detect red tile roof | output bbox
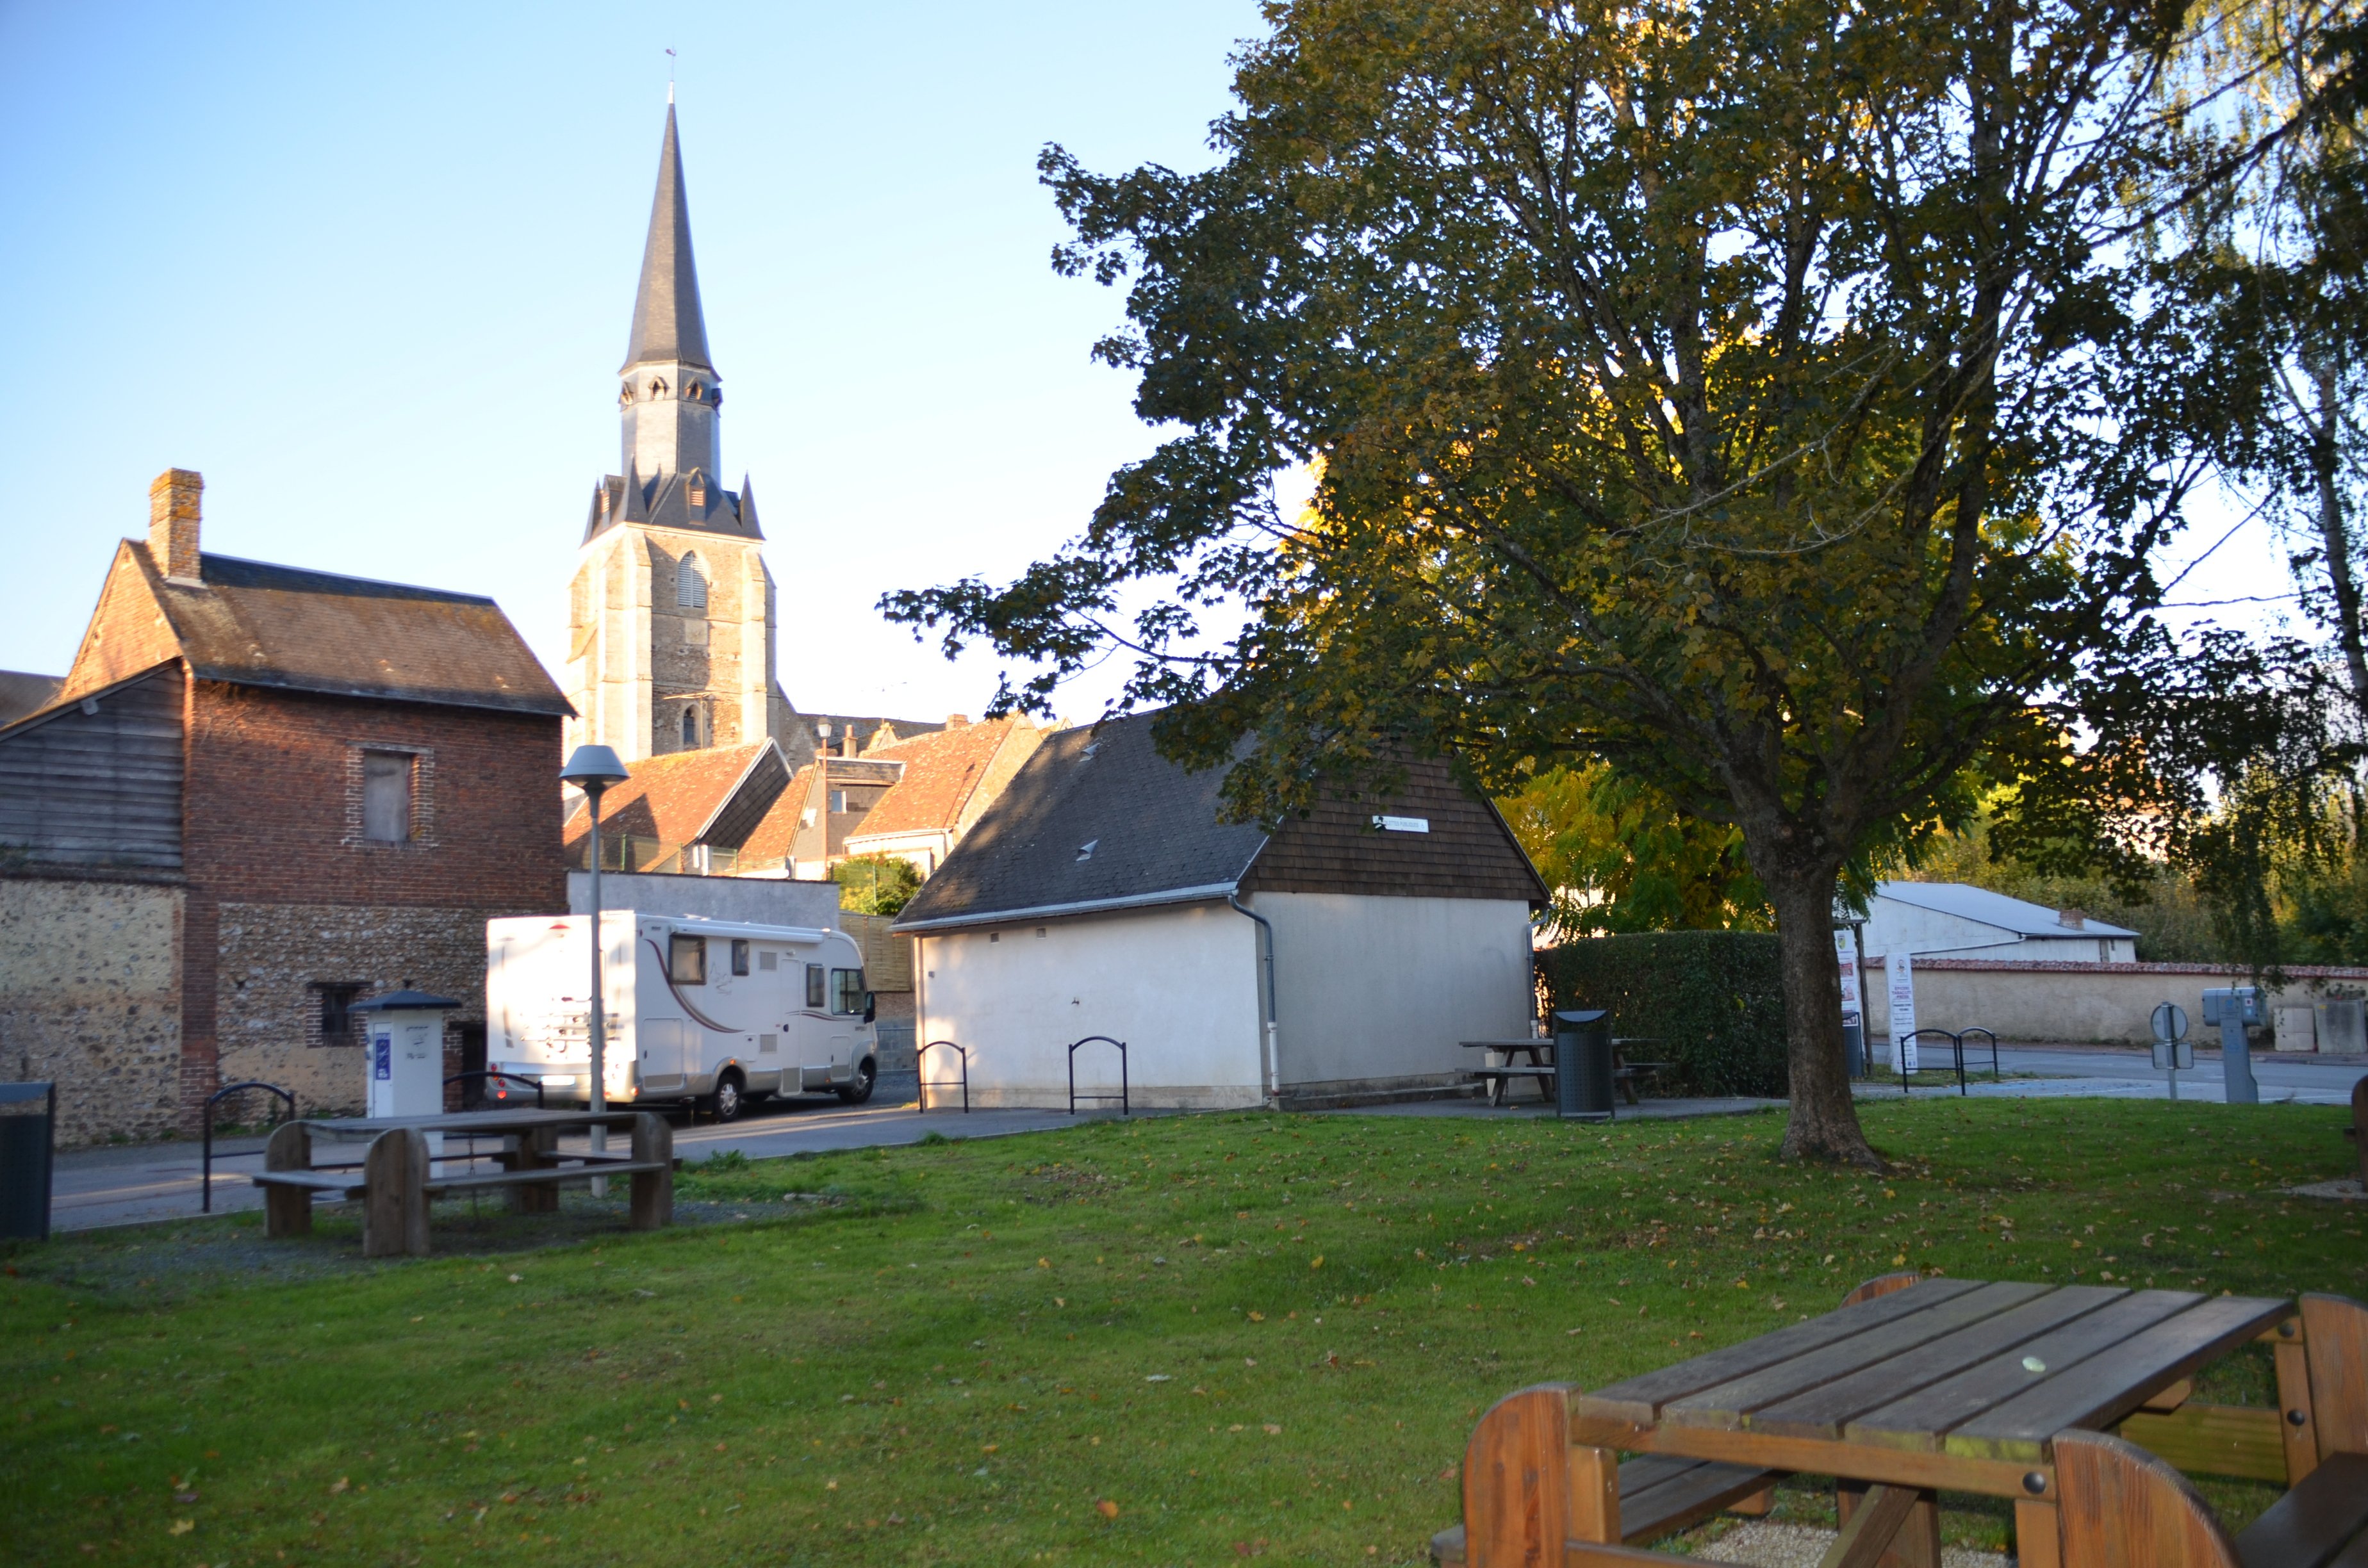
[850,718,1030,839]
[738,761,816,867]
[562,740,776,854]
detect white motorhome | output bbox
[486,912,878,1120]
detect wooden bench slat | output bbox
[424,1163,669,1196]
[1747,1284,2123,1440]
[2233,1452,2368,1568]
[2119,1401,2290,1484]
[1574,1278,1986,1428]
[1618,1458,1780,1542]
[1429,1458,1780,1565]
[1663,1281,2054,1432]
[1944,1294,2292,1463]
[251,1172,365,1191]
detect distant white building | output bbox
[1861,881,2138,964]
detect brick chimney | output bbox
[946,713,971,729]
[148,468,203,584]
[2058,907,2087,929]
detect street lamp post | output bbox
[561,745,631,1184]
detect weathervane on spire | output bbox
[666,47,676,104]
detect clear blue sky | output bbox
[0,1,1265,722]
[0,1,2292,726]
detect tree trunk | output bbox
[2305,359,2368,720]
[1762,861,1885,1169]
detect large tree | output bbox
[887,0,2301,1165]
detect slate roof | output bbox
[622,104,712,373]
[113,546,569,717]
[1875,881,2139,939]
[894,714,1266,930]
[847,718,1030,839]
[561,740,788,854]
[0,671,61,728]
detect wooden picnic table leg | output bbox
[2300,1291,2368,1462]
[506,1125,559,1214]
[363,1128,431,1259]
[2271,1314,2319,1484]
[1836,1479,1939,1568]
[262,1122,313,1239]
[629,1113,673,1230]
[1531,1045,1556,1105]
[2014,1499,2063,1568]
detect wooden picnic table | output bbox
[1458,1037,1672,1109]
[1445,1274,2368,1567]
[251,1107,674,1258]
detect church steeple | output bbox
[618,102,721,482]
[623,104,712,374]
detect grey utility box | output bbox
[1552,1009,1615,1122]
[2316,997,2368,1056]
[2200,986,2262,1105]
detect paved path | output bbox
[46,1045,2365,1232]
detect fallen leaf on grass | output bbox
[329,1478,349,1496]
[168,1520,193,1536]
[1097,1499,1121,1519]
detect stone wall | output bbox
[1859,957,2368,1050]
[214,901,498,1118]
[0,874,183,1145]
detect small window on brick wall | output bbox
[363,751,414,843]
[317,983,363,1048]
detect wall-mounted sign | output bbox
[1372,815,1430,833]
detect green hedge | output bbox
[1537,931,1789,1097]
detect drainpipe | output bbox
[1228,892,1280,1105]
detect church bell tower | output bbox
[563,100,800,765]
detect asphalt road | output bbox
[43,1045,2365,1232]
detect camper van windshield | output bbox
[830,968,866,1015]
[668,935,707,985]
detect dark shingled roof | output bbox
[892,712,1548,932]
[150,549,569,716]
[0,670,61,728]
[622,104,712,373]
[894,714,1264,929]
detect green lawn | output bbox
[4,1098,2362,1567]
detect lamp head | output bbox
[561,744,630,797]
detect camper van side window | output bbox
[668,935,707,985]
[730,939,750,976]
[831,968,866,1015]
[805,963,826,1008]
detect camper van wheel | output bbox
[709,1071,746,1123]
[835,1058,876,1106]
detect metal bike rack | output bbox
[1898,1029,1973,1096]
[917,1040,969,1114]
[1958,1026,2000,1079]
[201,1080,297,1214]
[1067,1036,1128,1116]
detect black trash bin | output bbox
[1552,1009,1615,1121]
[0,1082,56,1242]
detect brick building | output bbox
[0,470,569,1141]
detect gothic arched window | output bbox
[682,708,699,747]
[648,377,668,398]
[677,551,707,610]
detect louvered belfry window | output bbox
[677,551,707,609]
[362,751,413,844]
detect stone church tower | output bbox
[564,102,803,764]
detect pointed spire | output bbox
[738,475,762,539]
[623,104,713,373]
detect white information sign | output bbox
[1887,950,1918,1072]
[1834,927,1862,1033]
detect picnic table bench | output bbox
[251,1108,675,1257]
[1438,1270,2368,1567]
[1459,1038,1672,1109]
